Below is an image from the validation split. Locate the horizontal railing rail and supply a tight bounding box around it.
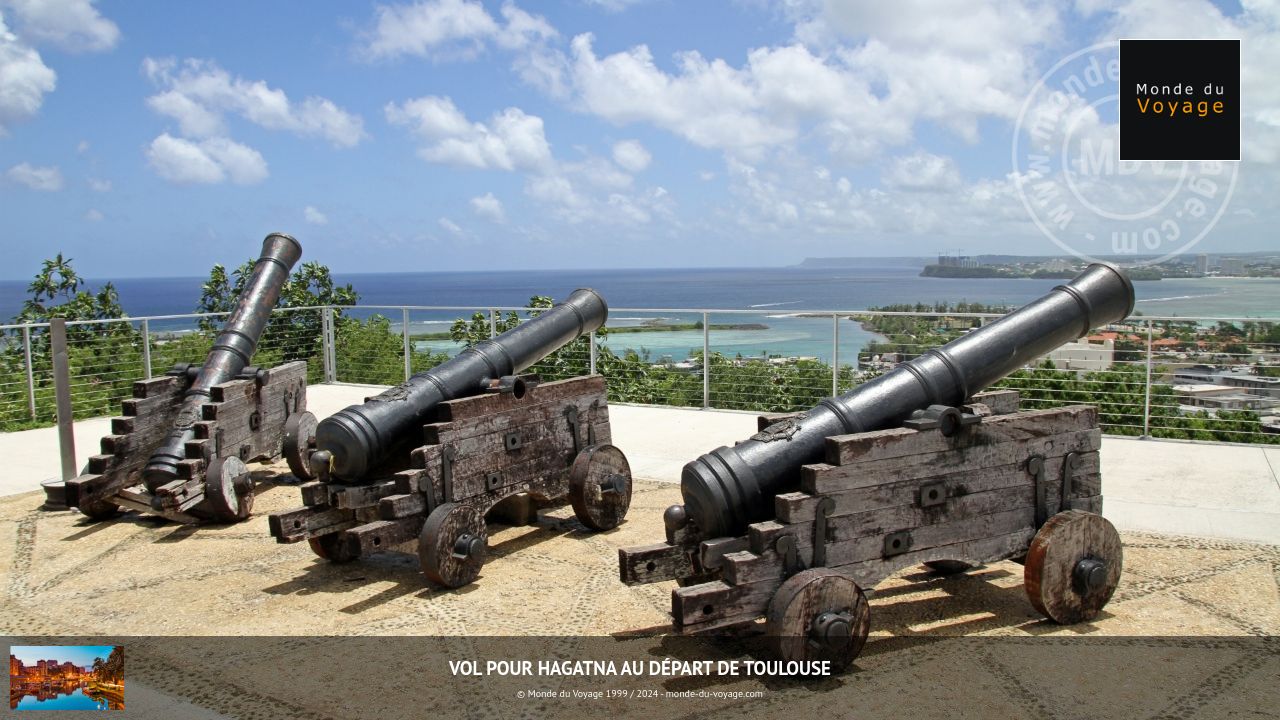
[1,304,1276,448]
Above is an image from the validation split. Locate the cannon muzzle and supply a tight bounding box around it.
[316,288,608,481]
[143,233,302,488]
[679,263,1136,538]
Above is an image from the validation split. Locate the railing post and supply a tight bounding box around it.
[322,307,336,383]
[702,311,710,410]
[141,318,152,379]
[23,325,36,420]
[51,319,76,481]
[1143,319,1153,438]
[832,313,840,396]
[489,309,497,338]
[402,308,411,382]
[589,331,597,375]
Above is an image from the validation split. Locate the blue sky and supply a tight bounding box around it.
[11,645,114,669]
[0,0,1275,280]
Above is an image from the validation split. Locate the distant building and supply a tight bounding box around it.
[1220,257,1247,275]
[1196,254,1209,274]
[1217,372,1280,398]
[1044,338,1114,372]
[1172,366,1217,384]
[10,654,19,677]
[1042,258,1071,272]
[937,254,979,268]
[1174,385,1278,412]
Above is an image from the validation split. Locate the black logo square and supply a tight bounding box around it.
[1120,39,1240,161]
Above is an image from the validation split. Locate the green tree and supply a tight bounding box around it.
[2,255,143,429]
[193,260,360,382]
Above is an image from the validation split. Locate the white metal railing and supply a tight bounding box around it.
[1,305,1276,446]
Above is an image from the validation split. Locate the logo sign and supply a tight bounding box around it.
[1012,42,1238,265]
[1120,39,1240,161]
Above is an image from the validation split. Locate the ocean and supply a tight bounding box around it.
[3,263,1277,363]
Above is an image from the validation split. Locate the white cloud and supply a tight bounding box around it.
[385,95,552,171]
[76,139,88,153]
[84,208,102,221]
[557,1,1062,159]
[611,139,651,172]
[438,216,465,235]
[568,34,796,152]
[567,153,632,189]
[142,57,366,148]
[883,152,962,192]
[470,192,505,222]
[360,0,556,60]
[304,205,328,225]
[0,14,56,135]
[146,133,268,185]
[6,161,61,190]
[87,176,110,192]
[584,0,648,11]
[0,0,119,53]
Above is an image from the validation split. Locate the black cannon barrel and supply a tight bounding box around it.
[143,233,302,488]
[317,288,609,481]
[680,263,1136,538]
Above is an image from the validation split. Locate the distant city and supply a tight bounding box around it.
[921,252,1280,280]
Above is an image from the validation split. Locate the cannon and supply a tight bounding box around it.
[59,233,309,524]
[619,263,1135,670]
[309,288,610,482]
[271,289,635,588]
[144,233,302,488]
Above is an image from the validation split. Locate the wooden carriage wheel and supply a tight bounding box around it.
[419,502,487,588]
[568,444,632,531]
[766,568,871,672]
[1024,510,1122,624]
[204,456,254,522]
[282,411,318,480]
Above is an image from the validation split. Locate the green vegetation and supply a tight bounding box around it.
[921,264,1162,280]
[1,260,1275,445]
[854,302,1012,358]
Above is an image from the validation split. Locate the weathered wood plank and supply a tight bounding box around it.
[268,506,356,543]
[822,404,1097,467]
[300,482,328,506]
[780,451,1101,523]
[379,493,427,519]
[329,481,400,510]
[343,517,425,556]
[421,392,609,448]
[970,389,1020,415]
[132,375,183,399]
[672,579,777,633]
[434,375,605,422]
[806,426,1100,495]
[724,528,1037,590]
[618,542,695,585]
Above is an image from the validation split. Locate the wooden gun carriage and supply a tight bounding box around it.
[56,360,310,524]
[269,374,633,588]
[619,390,1122,670]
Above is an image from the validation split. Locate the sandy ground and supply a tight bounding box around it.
[2,463,1277,719]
